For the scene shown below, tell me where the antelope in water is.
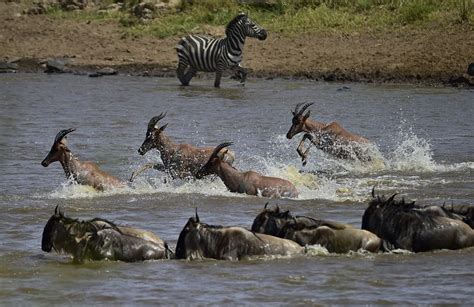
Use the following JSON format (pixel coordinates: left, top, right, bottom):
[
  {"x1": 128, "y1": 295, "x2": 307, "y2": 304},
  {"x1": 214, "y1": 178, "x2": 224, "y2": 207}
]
[
  {"x1": 287, "y1": 103, "x2": 372, "y2": 165},
  {"x1": 131, "y1": 112, "x2": 235, "y2": 181},
  {"x1": 196, "y1": 142, "x2": 299, "y2": 198},
  {"x1": 41, "y1": 128, "x2": 125, "y2": 191}
]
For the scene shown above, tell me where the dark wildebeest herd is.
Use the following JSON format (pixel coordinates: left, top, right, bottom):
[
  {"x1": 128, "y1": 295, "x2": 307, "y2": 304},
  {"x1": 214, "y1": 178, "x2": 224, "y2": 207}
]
[{"x1": 40, "y1": 13, "x2": 474, "y2": 263}]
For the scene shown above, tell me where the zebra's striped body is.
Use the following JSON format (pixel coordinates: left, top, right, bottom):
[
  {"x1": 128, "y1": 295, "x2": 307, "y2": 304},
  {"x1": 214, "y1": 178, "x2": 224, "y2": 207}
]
[{"x1": 176, "y1": 13, "x2": 267, "y2": 88}]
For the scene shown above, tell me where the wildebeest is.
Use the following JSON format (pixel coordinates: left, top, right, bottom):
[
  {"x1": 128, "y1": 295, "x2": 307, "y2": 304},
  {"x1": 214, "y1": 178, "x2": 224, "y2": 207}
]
[
  {"x1": 131, "y1": 113, "x2": 235, "y2": 181},
  {"x1": 175, "y1": 210, "x2": 304, "y2": 261},
  {"x1": 286, "y1": 103, "x2": 372, "y2": 165},
  {"x1": 362, "y1": 192, "x2": 474, "y2": 252},
  {"x1": 41, "y1": 128, "x2": 125, "y2": 191},
  {"x1": 196, "y1": 142, "x2": 299, "y2": 198},
  {"x1": 252, "y1": 204, "x2": 381, "y2": 253},
  {"x1": 42, "y1": 206, "x2": 171, "y2": 263}
]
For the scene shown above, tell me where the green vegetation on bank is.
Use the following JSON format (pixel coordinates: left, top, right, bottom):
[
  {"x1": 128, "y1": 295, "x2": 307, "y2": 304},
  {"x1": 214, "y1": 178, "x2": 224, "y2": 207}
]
[{"x1": 47, "y1": 0, "x2": 473, "y2": 38}]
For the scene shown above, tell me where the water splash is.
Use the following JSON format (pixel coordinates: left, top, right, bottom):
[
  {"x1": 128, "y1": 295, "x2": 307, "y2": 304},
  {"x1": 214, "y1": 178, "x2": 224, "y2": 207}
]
[{"x1": 44, "y1": 121, "x2": 472, "y2": 202}]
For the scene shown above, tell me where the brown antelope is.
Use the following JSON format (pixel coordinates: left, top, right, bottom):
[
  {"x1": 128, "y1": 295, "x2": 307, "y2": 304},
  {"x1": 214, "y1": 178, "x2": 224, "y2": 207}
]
[
  {"x1": 41, "y1": 129, "x2": 125, "y2": 191},
  {"x1": 196, "y1": 142, "x2": 299, "y2": 198},
  {"x1": 131, "y1": 112, "x2": 235, "y2": 181},
  {"x1": 287, "y1": 103, "x2": 372, "y2": 165}
]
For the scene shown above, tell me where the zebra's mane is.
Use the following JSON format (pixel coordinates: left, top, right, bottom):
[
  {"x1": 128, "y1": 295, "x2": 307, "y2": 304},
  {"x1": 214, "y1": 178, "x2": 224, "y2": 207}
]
[{"x1": 225, "y1": 13, "x2": 246, "y2": 36}]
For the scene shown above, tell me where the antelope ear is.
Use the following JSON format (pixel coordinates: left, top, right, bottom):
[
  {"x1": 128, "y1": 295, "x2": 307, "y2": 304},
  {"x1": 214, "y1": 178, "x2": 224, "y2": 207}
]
[
  {"x1": 303, "y1": 110, "x2": 311, "y2": 120},
  {"x1": 159, "y1": 123, "x2": 168, "y2": 131}
]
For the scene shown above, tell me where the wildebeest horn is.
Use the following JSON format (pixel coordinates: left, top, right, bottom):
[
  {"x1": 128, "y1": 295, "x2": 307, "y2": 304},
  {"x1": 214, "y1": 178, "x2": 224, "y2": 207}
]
[
  {"x1": 210, "y1": 142, "x2": 234, "y2": 159},
  {"x1": 371, "y1": 186, "x2": 376, "y2": 198},
  {"x1": 54, "y1": 205, "x2": 64, "y2": 217},
  {"x1": 54, "y1": 128, "x2": 75, "y2": 144},
  {"x1": 147, "y1": 112, "x2": 167, "y2": 131},
  {"x1": 276, "y1": 204, "x2": 280, "y2": 213},
  {"x1": 264, "y1": 202, "x2": 269, "y2": 209},
  {"x1": 298, "y1": 103, "x2": 314, "y2": 116},
  {"x1": 195, "y1": 207, "x2": 200, "y2": 222},
  {"x1": 387, "y1": 193, "x2": 398, "y2": 204}
]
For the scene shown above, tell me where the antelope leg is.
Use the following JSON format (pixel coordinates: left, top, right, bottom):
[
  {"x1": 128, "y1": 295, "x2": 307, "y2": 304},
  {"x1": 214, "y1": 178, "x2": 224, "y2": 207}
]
[
  {"x1": 129, "y1": 163, "x2": 166, "y2": 182},
  {"x1": 297, "y1": 133, "x2": 316, "y2": 166}
]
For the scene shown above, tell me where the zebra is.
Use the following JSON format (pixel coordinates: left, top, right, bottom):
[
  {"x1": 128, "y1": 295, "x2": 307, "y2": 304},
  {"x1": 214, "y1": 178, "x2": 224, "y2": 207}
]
[{"x1": 175, "y1": 13, "x2": 267, "y2": 88}]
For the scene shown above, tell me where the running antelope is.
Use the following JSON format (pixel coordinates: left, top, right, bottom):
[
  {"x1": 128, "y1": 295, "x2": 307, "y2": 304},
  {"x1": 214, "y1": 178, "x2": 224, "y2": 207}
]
[
  {"x1": 131, "y1": 112, "x2": 235, "y2": 181},
  {"x1": 287, "y1": 103, "x2": 372, "y2": 165},
  {"x1": 196, "y1": 142, "x2": 298, "y2": 198},
  {"x1": 41, "y1": 129, "x2": 125, "y2": 191}
]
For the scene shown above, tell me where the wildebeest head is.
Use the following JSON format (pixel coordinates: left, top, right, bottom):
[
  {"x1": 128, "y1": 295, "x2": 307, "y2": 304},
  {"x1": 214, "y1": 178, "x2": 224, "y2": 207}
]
[
  {"x1": 286, "y1": 103, "x2": 313, "y2": 139},
  {"x1": 227, "y1": 13, "x2": 267, "y2": 41},
  {"x1": 251, "y1": 203, "x2": 292, "y2": 236},
  {"x1": 138, "y1": 113, "x2": 168, "y2": 155},
  {"x1": 361, "y1": 190, "x2": 399, "y2": 233},
  {"x1": 175, "y1": 209, "x2": 203, "y2": 260},
  {"x1": 42, "y1": 205, "x2": 70, "y2": 252},
  {"x1": 41, "y1": 128, "x2": 75, "y2": 167}
]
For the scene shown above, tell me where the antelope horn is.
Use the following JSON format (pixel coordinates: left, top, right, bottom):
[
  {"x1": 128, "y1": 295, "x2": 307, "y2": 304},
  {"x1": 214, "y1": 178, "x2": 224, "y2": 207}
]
[
  {"x1": 210, "y1": 142, "x2": 233, "y2": 159},
  {"x1": 54, "y1": 128, "x2": 75, "y2": 144},
  {"x1": 298, "y1": 103, "x2": 314, "y2": 116},
  {"x1": 293, "y1": 103, "x2": 304, "y2": 115},
  {"x1": 147, "y1": 112, "x2": 167, "y2": 131}
]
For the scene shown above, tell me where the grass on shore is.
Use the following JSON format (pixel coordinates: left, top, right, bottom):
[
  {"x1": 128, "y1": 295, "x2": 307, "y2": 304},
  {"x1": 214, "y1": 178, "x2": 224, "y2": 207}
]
[{"x1": 46, "y1": 0, "x2": 473, "y2": 38}]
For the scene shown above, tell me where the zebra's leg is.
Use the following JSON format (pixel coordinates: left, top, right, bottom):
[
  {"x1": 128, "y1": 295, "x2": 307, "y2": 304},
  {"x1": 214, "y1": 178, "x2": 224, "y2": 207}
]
[
  {"x1": 236, "y1": 65, "x2": 247, "y2": 84},
  {"x1": 214, "y1": 69, "x2": 223, "y2": 88},
  {"x1": 182, "y1": 67, "x2": 197, "y2": 86},
  {"x1": 176, "y1": 62, "x2": 188, "y2": 86}
]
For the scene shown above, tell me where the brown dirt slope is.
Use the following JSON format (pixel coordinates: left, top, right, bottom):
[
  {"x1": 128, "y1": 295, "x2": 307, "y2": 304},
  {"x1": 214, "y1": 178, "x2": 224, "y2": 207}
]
[{"x1": 1, "y1": 2, "x2": 473, "y2": 85}]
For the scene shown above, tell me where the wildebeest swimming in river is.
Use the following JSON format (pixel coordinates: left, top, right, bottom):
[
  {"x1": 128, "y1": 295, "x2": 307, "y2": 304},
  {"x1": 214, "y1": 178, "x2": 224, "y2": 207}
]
[
  {"x1": 362, "y1": 192, "x2": 474, "y2": 252},
  {"x1": 42, "y1": 206, "x2": 172, "y2": 263},
  {"x1": 251, "y1": 204, "x2": 381, "y2": 253},
  {"x1": 175, "y1": 210, "x2": 304, "y2": 260}
]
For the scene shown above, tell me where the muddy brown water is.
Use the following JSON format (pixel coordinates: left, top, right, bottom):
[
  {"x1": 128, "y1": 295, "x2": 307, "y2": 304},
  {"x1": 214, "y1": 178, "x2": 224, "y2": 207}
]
[{"x1": 0, "y1": 74, "x2": 473, "y2": 304}]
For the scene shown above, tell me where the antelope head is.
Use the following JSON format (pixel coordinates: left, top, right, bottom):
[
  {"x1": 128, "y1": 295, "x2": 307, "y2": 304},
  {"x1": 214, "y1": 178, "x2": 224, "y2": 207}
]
[
  {"x1": 286, "y1": 103, "x2": 313, "y2": 139},
  {"x1": 138, "y1": 112, "x2": 168, "y2": 155},
  {"x1": 41, "y1": 128, "x2": 76, "y2": 167},
  {"x1": 195, "y1": 142, "x2": 234, "y2": 179}
]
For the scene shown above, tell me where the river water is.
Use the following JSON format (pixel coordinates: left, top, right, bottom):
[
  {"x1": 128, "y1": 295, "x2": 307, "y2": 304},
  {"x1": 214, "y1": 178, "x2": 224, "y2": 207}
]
[{"x1": 0, "y1": 74, "x2": 473, "y2": 304}]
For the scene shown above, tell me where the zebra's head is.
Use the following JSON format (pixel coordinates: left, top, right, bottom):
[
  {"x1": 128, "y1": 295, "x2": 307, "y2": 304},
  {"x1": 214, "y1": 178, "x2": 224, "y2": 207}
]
[{"x1": 226, "y1": 13, "x2": 267, "y2": 41}]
